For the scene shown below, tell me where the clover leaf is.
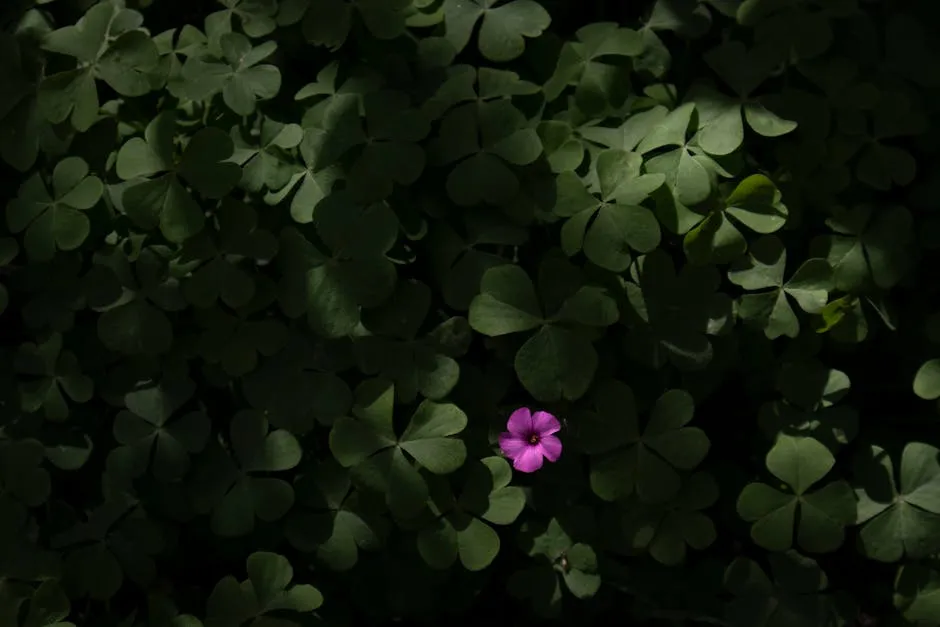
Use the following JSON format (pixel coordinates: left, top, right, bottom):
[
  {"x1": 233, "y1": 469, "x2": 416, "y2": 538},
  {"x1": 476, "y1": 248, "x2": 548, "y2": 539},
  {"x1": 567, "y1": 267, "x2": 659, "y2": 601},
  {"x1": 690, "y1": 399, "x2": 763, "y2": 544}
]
[
  {"x1": 51, "y1": 500, "x2": 163, "y2": 601},
  {"x1": 620, "y1": 472, "x2": 718, "y2": 565},
  {"x1": 187, "y1": 410, "x2": 302, "y2": 537},
  {"x1": 728, "y1": 235, "x2": 832, "y2": 339},
  {"x1": 0, "y1": 238, "x2": 18, "y2": 314},
  {"x1": 209, "y1": 0, "x2": 278, "y2": 39},
  {"x1": 109, "y1": 373, "x2": 210, "y2": 483},
  {"x1": 853, "y1": 442, "x2": 940, "y2": 562},
  {"x1": 6, "y1": 157, "x2": 102, "y2": 262},
  {"x1": 85, "y1": 244, "x2": 186, "y2": 355},
  {"x1": 427, "y1": 210, "x2": 528, "y2": 310},
  {"x1": 278, "y1": 0, "x2": 411, "y2": 48},
  {"x1": 0, "y1": 439, "x2": 51, "y2": 508},
  {"x1": 737, "y1": 434, "x2": 855, "y2": 553},
  {"x1": 635, "y1": 103, "x2": 721, "y2": 209},
  {"x1": 415, "y1": 456, "x2": 525, "y2": 571},
  {"x1": 511, "y1": 513, "x2": 601, "y2": 615},
  {"x1": 2, "y1": 580, "x2": 75, "y2": 627},
  {"x1": 115, "y1": 111, "x2": 241, "y2": 243},
  {"x1": 809, "y1": 204, "x2": 914, "y2": 293},
  {"x1": 329, "y1": 378, "x2": 468, "y2": 519},
  {"x1": 180, "y1": 199, "x2": 277, "y2": 309},
  {"x1": 197, "y1": 305, "x2": 288, "y2": 378},
  {"x1": 622, "y1": 248, "x2": 729, "y2": 370},
  {"x1": 469, "y1": 261, "x2": 618, "y2": 402},
  {"x1": 428, "y1": 98, "x2": 542, "y2": 207},
  {"x1": 276, "y1": 193, "x2": 398, "y2": 337},
  {"x1": 724, "y1": 551, "x2": 840, "y2": 627},
  {"x1": 684, "y1": 174, "x2": 789, "y2": 265},
  {"x1": 241, "y1": 335, "x2": 353, "y2": 433},
  {"x1": 14, "y1": 332, "x2": 92, "y2": 422},
  {"x1": 231, "y1": 117, "x2": 303, "y2": 193},
  {"x1": 285, "y1": 459, "x2": 387, "y2": 571},
  {"x1": 347, "y1": 91, "x2": 430, "y2": 202},
  {"x1": 914, "y1": 359, "x2": 940, "y2": 401},
  {"x1": 205, "y1": 552, "x2": 322, "y2": 627},
  {"x1": 39, "y1": 1, "x2": 159, "y2": 131},
  {"x1": 355, "y1": 280, "x2": 466, "y2": 403},
  {"x1": 443, "y1": 0, "x2": 550, "y2": 62},
  {"x1": 689, "y1": 41, "x2": 797, "y2": 156},
  {"x1": 582, "y1": 382, "x2": 709, "y2": 503},
  {"x1": 177, "y1": 33, "x2": 281, "y2": 115},
  {"x1": 553, "y1": 150, "x2": 662, "y2": 272},
  {"x1": 543, "y1": 22, "x2": 643, "y2": 115},
  {"x1": 895, "y1": 562, "x2": 940, "y2": 626}
]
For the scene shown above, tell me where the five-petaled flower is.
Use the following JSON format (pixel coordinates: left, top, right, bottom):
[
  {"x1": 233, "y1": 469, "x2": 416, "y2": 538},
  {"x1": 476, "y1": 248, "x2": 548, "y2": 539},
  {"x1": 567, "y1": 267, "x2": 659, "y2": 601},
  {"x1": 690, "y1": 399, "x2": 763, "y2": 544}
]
[{"x1": 499, "y1": 407, "x2": 563, "y2": 473}]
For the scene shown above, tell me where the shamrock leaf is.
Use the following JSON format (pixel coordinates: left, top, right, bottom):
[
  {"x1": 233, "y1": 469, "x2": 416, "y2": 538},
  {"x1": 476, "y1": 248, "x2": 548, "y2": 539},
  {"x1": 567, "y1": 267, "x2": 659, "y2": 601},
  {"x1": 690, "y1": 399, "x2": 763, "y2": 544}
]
[
  {"x1": 543, "y1": 22, "x2": 643, "y2": 115},
  {"x1": 428, "y1": 97, "x2": 542, "y2": 207},
  {"x1": 728, "y1": 235, "x2": 832, "y2": 339},
  {"x1": 582, "y1": 382, "x2": 710, "y2": 503},
  {"x1": 109, "y1": 374, "x2": 210, "y2": 483},
  {"x1": 241, "y1": 334, "x2": 353, "y2": 433},
  {"x1": 809, "y1": 204, "x2": 914, "y2": 293},
  {"x1": 511, "y1": 512, "x2": 601, "y2": 613},
  {"x1": 0, "y1": 238, "x2": 18, "y2": 314},
  {"x1": 914, "y1": 358, "x2": 940, "y2": 401},
  {"x1": 209, "y1": 0, "x2": 278, "y2": 39},
  {"x1": 205, "y1": 551, "x2": 323, "y2": 627},
  {"x1": 14, "y1": 332, "x2": 93, "y2": 422},
  {"x1": 427, "y1": 210, "x2": 528, "y2": 311},
  {"x1": 689, "y1": 41, "x2": 797, "y2": 156},
  {"x1": 329, "y1": 378, "x2": 468, "y2": 519},
  {"x1": 355, "y1": 280, "x2": 466, "y2": 403},
  {"x1": 231, "y1": 117, "x2": 303, "y2": 193},
  {"x1": 276, "y1": 193, "x2": 398, "y2": 337},
  {"x1": 737, "y1": 434, "x2": 855, "y2": 553},
  {"x1": 347, "y1": 91, "x2": 430, "y2": 202},
  {"x1": 894, "y1": 562, "x2": 940, "y2": 626},
  {"x1": 1, "y1": 580, "x2": 75, "y2": 627},
  {"x1": 853, "y1": 442, "x2": 940, "y2": 562},
  {"x1": 278, "y1": 0, "x2": 412, "y2": 48},
  {"x1": 622, "y1": 249, "x2": 730, "y2": 371},
  {"x1": 180, "y1": 199, "x2": 278, "y2": 309},
  {"x1": 469, "y1": 260, "x2": 618, "y2": 401},
  {"x1": 115, "y1": 111, "x2": 241, "y2": 243},
  {"x1": 537, "y1": 119, "x2": 588, "y2": 172},
  {"x1": 619, "y1": 472, "x2": 718, "y2": 565},
  {"x1": 0, "y1": 439, "x2": 51, "y2": 508},
  {"x1": 636, "y1": 103, "x2": 722, "y2": 209},
  {"x1": 553, "y1": 150, "x2": 662, "y2": 272},
  {"x1": 724, "y1": 551, "x2": 841, "y2": 627},
  {"x1": 177, "y1": 33, "x2": 281, "y2": 115},
  {"x1": 51, "y1": 500, "x2": 163, "y2": 601},
  {"x1": 39, "y1": 1, "x2": 159, "y2": 131},
  {"x1": 415, "y1": 456, "x2": 525, "y2": 571},
  {"x1": 6, "y1": 157, "x2": 102, "y2": 262},
  {"x1": 197, "y1": 305, "x2": 288, "y2": 378},
  {"x1": 85, "y1": 245, "x2": 186, "y2": 356},
  {"x1": 187, "y1": 410, "x2": 302, "y2": 537},
  {"x1": 285, "y1": 460, "x2": 387, "y2": 571},
  {"x1": 684, "y1": 174, "x2": 789, "y2": 265},
  {"x1": 443, "y1": 0, "x2": 551, "y2": 62}
]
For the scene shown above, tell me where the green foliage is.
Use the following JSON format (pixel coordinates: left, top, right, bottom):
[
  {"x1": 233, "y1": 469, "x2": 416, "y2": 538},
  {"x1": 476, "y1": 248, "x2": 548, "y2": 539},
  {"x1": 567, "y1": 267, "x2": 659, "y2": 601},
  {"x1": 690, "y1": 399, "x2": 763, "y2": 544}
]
[{"x1": 1, "y1": 0, "x2": 939, "y2": 625}]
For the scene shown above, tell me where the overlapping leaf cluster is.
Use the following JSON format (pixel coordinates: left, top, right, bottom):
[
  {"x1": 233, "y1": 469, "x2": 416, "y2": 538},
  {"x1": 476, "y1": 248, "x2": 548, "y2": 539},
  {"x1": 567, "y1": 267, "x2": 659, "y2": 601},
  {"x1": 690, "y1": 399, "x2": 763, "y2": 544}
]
[{"x1": 2, "y1": 0, "x2": 940, "y2": 625}]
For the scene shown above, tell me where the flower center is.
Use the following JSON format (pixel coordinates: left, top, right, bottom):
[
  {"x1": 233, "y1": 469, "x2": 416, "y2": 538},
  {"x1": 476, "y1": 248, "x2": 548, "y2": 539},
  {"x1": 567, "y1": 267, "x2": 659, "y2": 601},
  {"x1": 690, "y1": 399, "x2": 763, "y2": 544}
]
[{"x1": 528, "y1": 433, "x2": 540, "y2": 445}]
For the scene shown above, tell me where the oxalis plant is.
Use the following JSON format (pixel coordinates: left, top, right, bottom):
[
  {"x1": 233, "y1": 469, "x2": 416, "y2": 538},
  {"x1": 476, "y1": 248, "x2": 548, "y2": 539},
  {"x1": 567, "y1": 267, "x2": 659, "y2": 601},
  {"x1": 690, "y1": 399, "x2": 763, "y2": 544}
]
[{"x1": 2, "y1": 0, "x2": 940, "y2": 625}]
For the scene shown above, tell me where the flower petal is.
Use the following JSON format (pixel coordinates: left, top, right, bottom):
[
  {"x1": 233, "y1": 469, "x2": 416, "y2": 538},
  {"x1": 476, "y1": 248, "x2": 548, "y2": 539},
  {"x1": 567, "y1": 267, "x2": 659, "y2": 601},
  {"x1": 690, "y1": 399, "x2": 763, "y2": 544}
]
[
  {"x1": 499, "y1": 433, "x2": 527, "y2": 459},
  {"x1": 507, "y1": 407, "x2": 534, "y2": 436},
  {"x1": 537, "y1": 434, "x2": 563, "y2": 462},
  {"x1": 532, "y1": 411, "x2": 561, "y2": 436},
  {"x1": 513, "y1": 446, "x2": 545, "y2": 473}
]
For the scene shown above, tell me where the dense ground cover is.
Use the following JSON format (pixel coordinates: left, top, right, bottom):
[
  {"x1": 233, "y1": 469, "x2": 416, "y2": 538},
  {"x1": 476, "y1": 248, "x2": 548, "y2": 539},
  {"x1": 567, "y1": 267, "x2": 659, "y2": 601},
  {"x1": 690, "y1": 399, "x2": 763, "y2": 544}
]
[{"x1": 2, "y1": 0, "x2": 940, "y2": 625}]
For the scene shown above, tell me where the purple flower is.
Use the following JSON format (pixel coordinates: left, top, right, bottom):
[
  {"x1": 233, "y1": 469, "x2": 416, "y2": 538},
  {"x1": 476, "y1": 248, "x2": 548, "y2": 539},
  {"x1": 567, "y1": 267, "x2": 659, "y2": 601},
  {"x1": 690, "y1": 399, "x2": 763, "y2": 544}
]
[{"x1": 499, "y1": 407, "x2": 563, "y2": 473}]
